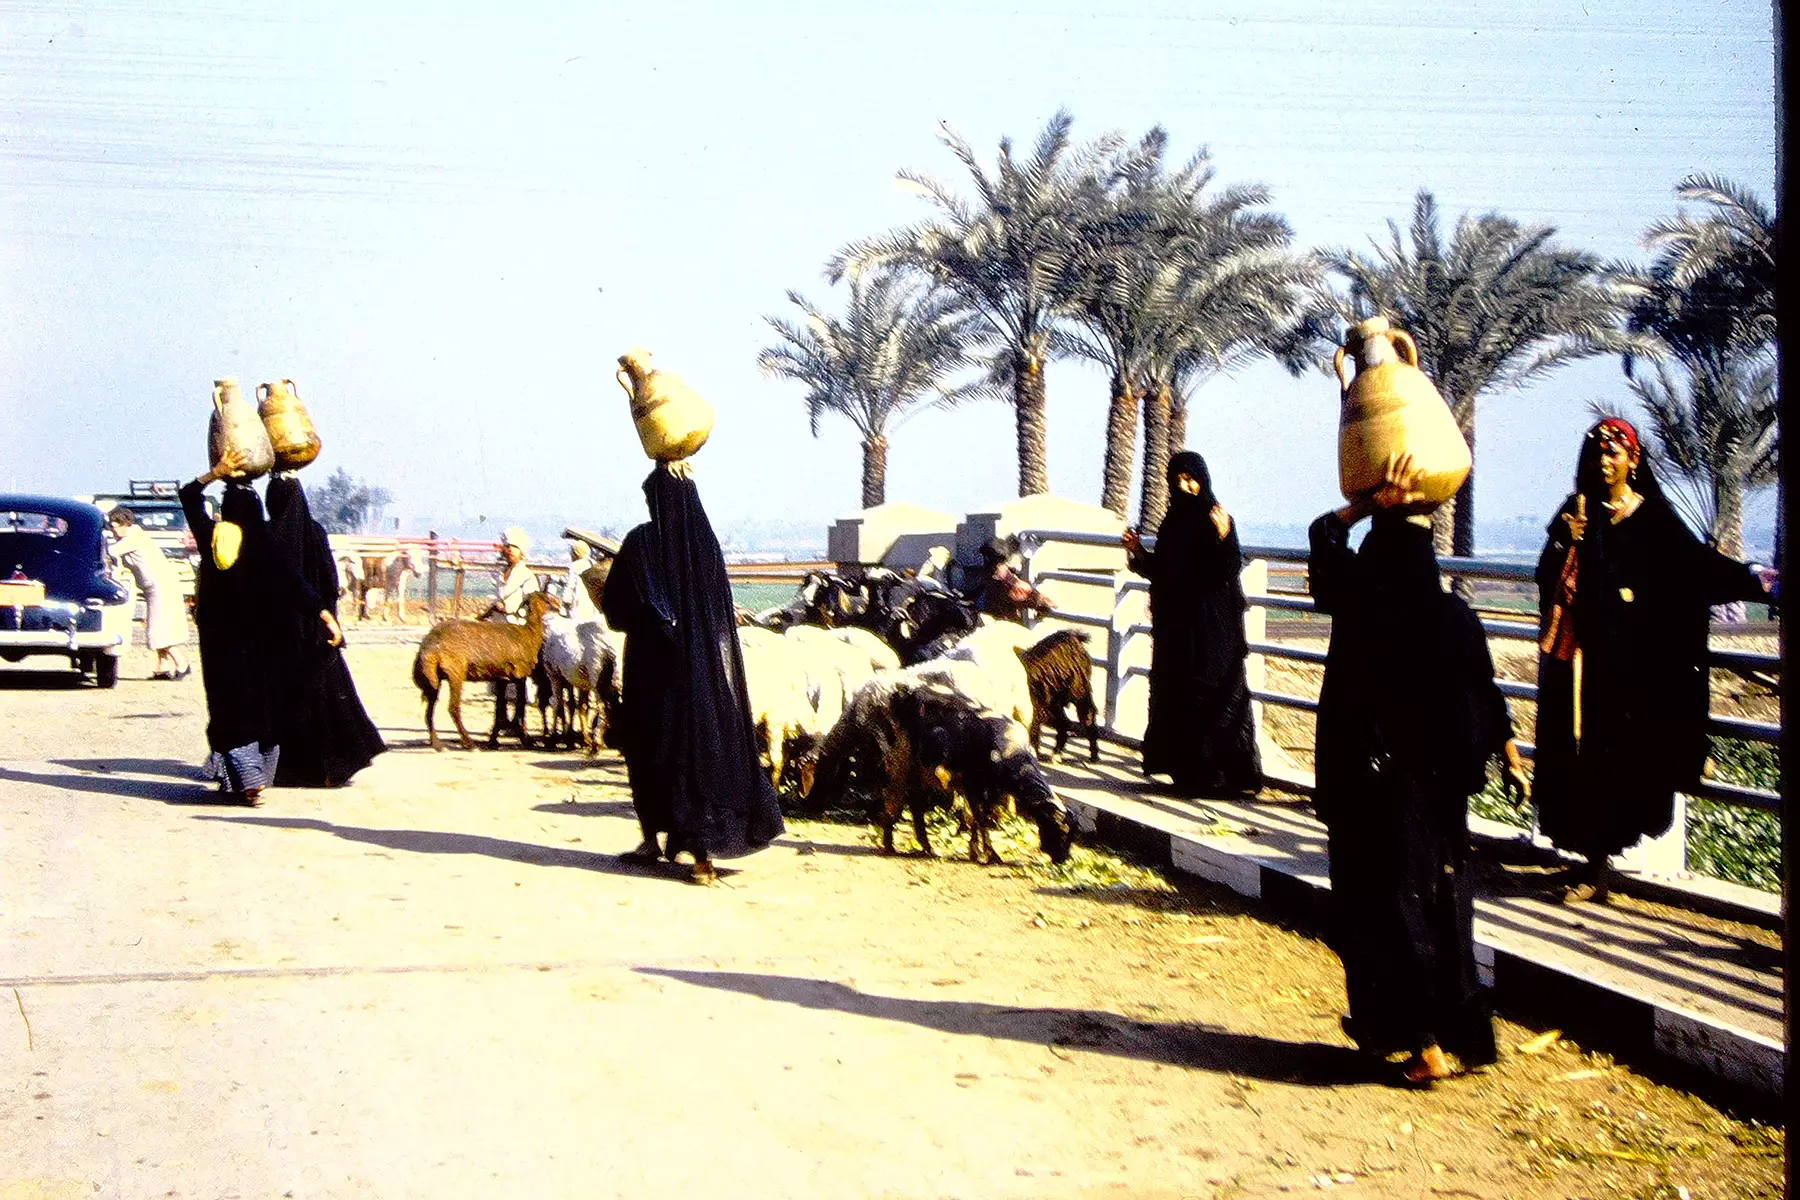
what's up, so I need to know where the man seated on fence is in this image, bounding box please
[976,537,1052,623]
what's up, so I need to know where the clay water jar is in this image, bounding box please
[616,347,715,462]
[1334,316,1469,509]
[208,377,275,480]
[258,378,322,470]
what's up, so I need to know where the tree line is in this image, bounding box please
[759,111,1778,561]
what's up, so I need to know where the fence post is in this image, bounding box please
[426,554,439,624]
[1241,556,1268,748]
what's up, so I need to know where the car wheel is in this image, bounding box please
[94,654,119,689]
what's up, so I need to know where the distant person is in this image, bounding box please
[602,463,784,885]
[1532,418,1776,903]
[975,537,1052,623]
[1309,453,1529,1086]
[480,526,541,740]
[264,472,386,787]
[179,447,342,803]
[104,506,190,680]
[565,539,601,622]
[1121,450,1260,797]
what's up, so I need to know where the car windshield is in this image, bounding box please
[1,510,71,536]
[131,508,186,532]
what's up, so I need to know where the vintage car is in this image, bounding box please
[0,495,132,686]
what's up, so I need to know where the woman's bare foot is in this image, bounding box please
[241,786,264,808]
[690,861,718,887]
[1399,1044,1458,1086]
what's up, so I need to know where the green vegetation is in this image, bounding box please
[1684,737,1781,892]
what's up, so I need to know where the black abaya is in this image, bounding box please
[601,464,784,860]
[1309,512,1512,1064]
[180,479,327,759]
[1127,451,1260,794]
[264,474,386,787]
[1532,488,1764,862]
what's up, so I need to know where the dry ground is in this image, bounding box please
[0,635,1783,1198]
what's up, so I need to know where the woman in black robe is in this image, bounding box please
[264,472,386,787]
[1532,418,1774,902]
[179,448,342,802]
[601,463,784,884]
[1309,455,1529,1084]
[1122,450,1260,796]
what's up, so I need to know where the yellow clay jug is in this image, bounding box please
[616,347,715,462]
[207,377,275,480]
[1334,317,1469,509]
[258,378,322,471]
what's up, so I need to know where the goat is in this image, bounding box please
[412,590,559,751]
[883,589,979,664]
[1014,629,1099,763]
[537,613,620,753]
[890,684,1073,865]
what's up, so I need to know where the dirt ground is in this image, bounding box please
[0,633,1784,1198]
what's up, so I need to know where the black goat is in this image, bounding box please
[1015,629,1100,762]
[887,685,1074,865]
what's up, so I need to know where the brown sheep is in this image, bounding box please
[412,591,559,751]
[1015,629,1099,762]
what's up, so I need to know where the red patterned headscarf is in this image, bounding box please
[1588,417,1639,453]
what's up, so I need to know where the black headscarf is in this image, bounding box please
[1562,417,1670,651]
[1152,450,1232,587]
[605,464,784,859]
[265,475,341,617]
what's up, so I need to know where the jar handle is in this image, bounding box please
[256,382,271,403]
[282,378,299,397]
[213,381,228,414]
[615,366,634,400]
[1332,346,1352,393]
[1390,329,1419,367]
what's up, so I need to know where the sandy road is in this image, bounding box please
[0,639,1780,1198]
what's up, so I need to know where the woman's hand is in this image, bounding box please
[1368,452,1429,512]
[1560,494,1588,543]
[1121,528,1142,555]
[1501,740,1531,805]
[1752,565,1778,596]
[321,610,344,648]
[1210,505,1232,538]
[196,445,248,486]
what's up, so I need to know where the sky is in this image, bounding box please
[0,0,1779,552]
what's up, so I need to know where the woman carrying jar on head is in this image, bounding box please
[1532,417,1776,903]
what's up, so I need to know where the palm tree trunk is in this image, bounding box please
[1099,372,1139,518]
[1168,398,1188,458]
[861,434,888,510]
[1451,405,1477,559]
[1710,472,1746,622]
[1138,381,1172,531]
[1015,349,1049,496]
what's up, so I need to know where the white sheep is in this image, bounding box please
[538,613,620,752]
[739,636,824,789]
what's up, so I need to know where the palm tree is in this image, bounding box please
[1061,129,1325,522]
[829,111,1118,497]
[1326,191,1648,556]
[1627,174,1776,368]
[1626,356,1778,561]
[758,271,977,509]
[1625,176,1780,571]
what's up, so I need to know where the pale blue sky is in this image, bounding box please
[0,0,1777,548]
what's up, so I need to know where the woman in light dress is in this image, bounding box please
[105,506,190,680]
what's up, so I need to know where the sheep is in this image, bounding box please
[888,684,1074,865]
[922,622,1034,728]
[413,590,560,751]
[818,625,901,673]
[1014,628,1100,763]
[537,612,621,753]
[738,635,824,790]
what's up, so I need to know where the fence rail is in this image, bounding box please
[1014,527,1783,838]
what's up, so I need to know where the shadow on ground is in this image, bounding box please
[639,967,1381,1087]
[194,814,705,884]
[0,764,220,805]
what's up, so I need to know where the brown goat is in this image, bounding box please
[1015,629,1099,762]
[413,591,559,751]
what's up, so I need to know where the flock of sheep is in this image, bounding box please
[409,562,1099,867]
